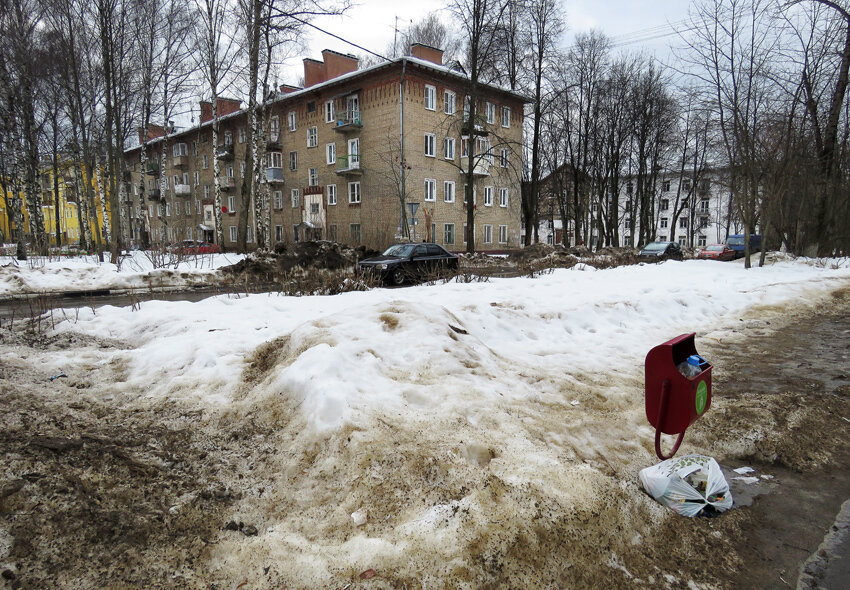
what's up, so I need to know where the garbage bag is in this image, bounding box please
[639,454,733,517]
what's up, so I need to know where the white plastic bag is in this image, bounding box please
[639,454,733,517]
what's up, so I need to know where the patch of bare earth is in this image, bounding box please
[0,286,848,588]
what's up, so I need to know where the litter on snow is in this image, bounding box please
[733,466,755,475]
[639,454,734,517]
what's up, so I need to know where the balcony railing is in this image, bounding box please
[173,155,189,168]
[218,176,236,189]
[266,167,285,183]
[334,110,362,132]
[216,144,234,161]
[460,159,490,177]
[174,184,192,196]
[336,154,361,175]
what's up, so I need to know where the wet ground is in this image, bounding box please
[0,286,848,588]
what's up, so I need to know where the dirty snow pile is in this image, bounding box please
[29,256,850,585]
[0,251,244,295]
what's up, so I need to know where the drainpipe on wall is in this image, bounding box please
[399,59,409,240]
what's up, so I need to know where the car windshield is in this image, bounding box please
[706,245,724,251]
[727,236,744,246]
[643,242,668,251]
[382,244,416,257]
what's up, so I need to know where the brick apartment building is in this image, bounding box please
[124,44,526,252]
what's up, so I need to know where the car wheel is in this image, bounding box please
[391,267,406,286]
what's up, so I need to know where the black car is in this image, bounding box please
[638,241,683,262]
[358,243,459,285]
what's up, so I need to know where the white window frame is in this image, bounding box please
[269,116,280,141]
[444,181,455,203]
[500,148,509,168]
[194,171,200,186]
[499,188,508,208]
[326,143,336,164]
[444,90,456,114]
[501,106,510,128]
[291,188,300,208]
[228,195,236,212]
[424,133,435,157]
[308,167,318,186]
[444,137,455,160]
[424,84,436,110]
[288,111,296,131]
[483,224,493,244]
[289,151,297,170]
[499,224,508,243]
[202,154,209,169]
[484,186,493,207]
[424,178,436,202]
[327,184,337,205]
[273,190,283,209]
[443,223,455,245]
[324,100,335,123]
[307,126,318,148]
[229,226,237,241]
[486,102,495,124]
[238,127,246,143]
[348,181,361,204]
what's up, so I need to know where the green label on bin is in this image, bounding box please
[695,381,708,415]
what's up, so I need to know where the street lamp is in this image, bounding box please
[406,201,419,242]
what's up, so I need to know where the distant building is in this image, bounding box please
[124,45,527,252]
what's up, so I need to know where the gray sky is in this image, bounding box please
[291,0,694,80]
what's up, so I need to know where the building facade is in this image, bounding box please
[125,45,526,252]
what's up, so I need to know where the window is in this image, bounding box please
[191,141,198,156]
[165,202,170,216]
[204,185,210,198]
[350,223,361,244]
[306,101,316,113]
[499,224,508,243]
[174,200,181,216]
[275,225,283,242]
[273,190,283,209]
[461,137,469,158]
[327,184,337,205]
[444,137,455,160]
[240,162,246,177]
[486,102,495,124]
[173,174,180,186]
[269,152,283,168]
[425,178,436,202]
[226,165,234,178]
[308,167,318,186]
[500,148,508,168]
[444,223,455,245]
[182,172,189,185]
[148,205,154,217]
[444,90,456,114]
[682,178,691,190]
[484,186,493,206]
[463,95,470,120]
[310,203,320,215]
[700,179,710,192]
[348,181,361,204]
[700,199,710,212]
[197,199,202,214]
[698,235,707,247]
[660,198,669,211]
[173,143,188,157]
[223,130,232,146]
[227,195,236,212]
[483,224,493,244]
[324,100,335,123]
[270,116,280,141]
[679,235,688,246]
[626,182,633,195]
[444,181,455,203]
[425,133,435,157]
[659,235,667,241]
[229,226,237,241]
[288,111,296,131]
[700,216,709,228]
[462,223,468,244]
[424,84,436,110]
[501,106,510,128]
[679,217,688,229]
[202,154,209,169]
[291,188,300,208]
[326,143,336,164]
[239,127,246,143]
[289,151,297,170]
[660,218,668,228]
[663,180,671,192]
[194,171,200,186]
[307,126,318,147]
[499,188,508,207]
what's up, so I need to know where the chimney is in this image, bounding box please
[279,84,301,94]
[138,123,167,144]
[303,58,326,88]
[410,43,444,65]
[321,49,359,80]
[200,98,242,123]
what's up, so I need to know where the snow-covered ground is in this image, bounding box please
[4,253,850,585]
[0,251,245,295]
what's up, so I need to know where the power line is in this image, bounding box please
[284,13,390,62]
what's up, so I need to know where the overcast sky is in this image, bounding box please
[289,0,694,81]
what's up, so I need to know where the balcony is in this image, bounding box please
[216,144,234,161]
[267,138,282,151]
[218,176,236,190]
[147,189,161,201]
[146,162,160,176]
[334,110,362,133]
[460,159,490,177]
[173,155,189,168]
[335,154,362,176]
[175,183,192,196]
[266,167,285,183]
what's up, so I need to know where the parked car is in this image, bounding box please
[179,240,220,254]
[358,243,459,285]
[697,244,736,261]
[638,241,683,262]
[726,234,762,258]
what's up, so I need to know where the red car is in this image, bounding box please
[179,240,220,254]
[697,244,735,261]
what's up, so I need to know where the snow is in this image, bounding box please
[0,251,244,295]
[6,253,850,583]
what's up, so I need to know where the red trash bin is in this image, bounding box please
[645,333,712,459]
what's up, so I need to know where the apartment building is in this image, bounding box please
[124,44,526,252]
